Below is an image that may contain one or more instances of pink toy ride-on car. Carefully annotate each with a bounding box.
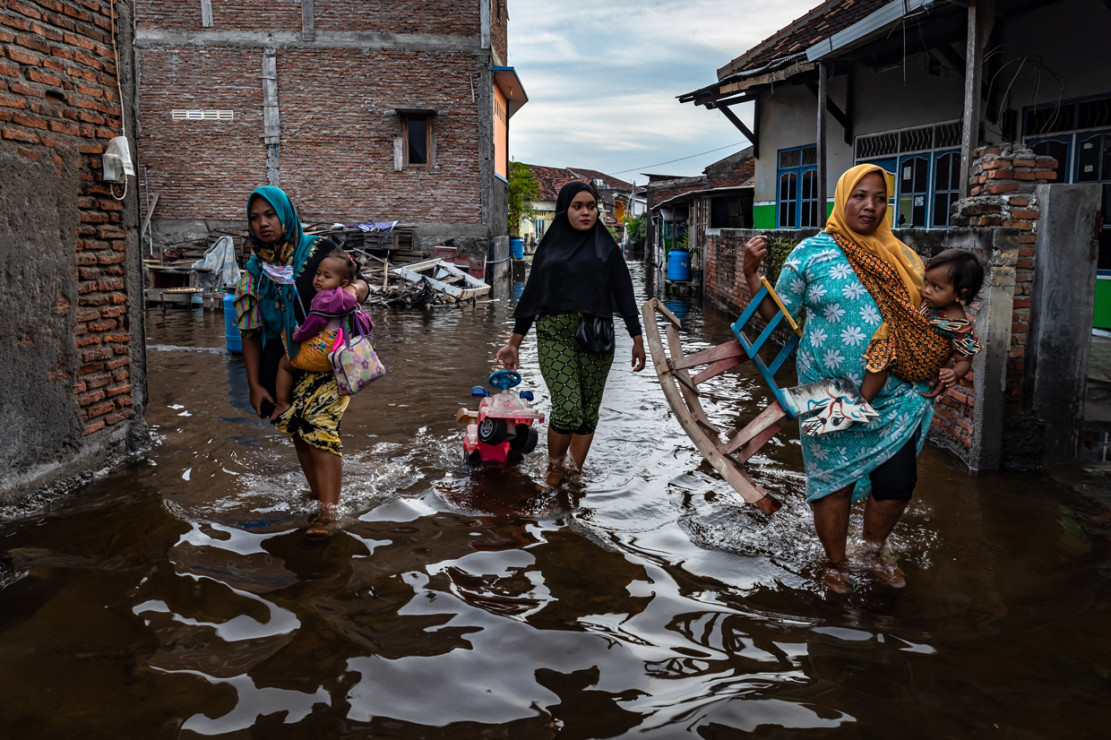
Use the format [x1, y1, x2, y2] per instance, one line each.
[458, 370, 544, 466]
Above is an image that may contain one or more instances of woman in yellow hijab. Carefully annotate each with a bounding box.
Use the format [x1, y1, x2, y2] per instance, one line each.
[742, 164, 936, 593]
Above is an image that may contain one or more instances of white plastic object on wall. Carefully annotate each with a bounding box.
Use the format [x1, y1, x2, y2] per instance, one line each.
[102, 136, 134, 183]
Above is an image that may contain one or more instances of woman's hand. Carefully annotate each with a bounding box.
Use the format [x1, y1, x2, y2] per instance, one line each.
[249, 384, 275, 417]
[631, 335, 646, 372]
[742, 235, 768, 280]
[495, 338, 521, 370]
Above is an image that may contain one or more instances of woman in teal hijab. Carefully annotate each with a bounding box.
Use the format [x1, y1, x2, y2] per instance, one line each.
[234, 186, 369, 536]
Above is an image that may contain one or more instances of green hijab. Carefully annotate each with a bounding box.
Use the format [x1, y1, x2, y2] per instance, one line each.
[243, 186, 318, 355]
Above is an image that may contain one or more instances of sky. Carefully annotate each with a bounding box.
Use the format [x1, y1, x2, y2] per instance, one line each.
[505, 0, 818, 183]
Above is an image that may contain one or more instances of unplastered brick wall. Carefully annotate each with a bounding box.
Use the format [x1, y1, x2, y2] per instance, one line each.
[315, 0, 478, 35]
[1, 0, 145, 500]
[952, 144, 1056, 419]
[490, 0, 507, 63]
[136, 0, 493, 231]
[1, 0, 137, 436]
[277, 48, 481, 223]
[133, 0, 203, 30]
[137, 47, 267, 220]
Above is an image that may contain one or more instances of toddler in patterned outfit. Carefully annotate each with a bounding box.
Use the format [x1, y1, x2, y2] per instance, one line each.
[271, 249, 371, 420]
[860, 248, 984, 402]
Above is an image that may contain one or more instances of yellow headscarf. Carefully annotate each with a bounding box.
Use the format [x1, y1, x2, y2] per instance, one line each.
[824, 163, 924, 306]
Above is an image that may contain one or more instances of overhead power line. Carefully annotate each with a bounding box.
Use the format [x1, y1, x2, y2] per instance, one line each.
[606, 141, 747, 176]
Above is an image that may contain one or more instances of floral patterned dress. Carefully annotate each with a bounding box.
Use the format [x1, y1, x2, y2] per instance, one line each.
[774, 232, 935, 503]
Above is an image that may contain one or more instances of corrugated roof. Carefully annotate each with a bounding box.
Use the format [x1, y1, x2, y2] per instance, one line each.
[717, 0, 890, 79]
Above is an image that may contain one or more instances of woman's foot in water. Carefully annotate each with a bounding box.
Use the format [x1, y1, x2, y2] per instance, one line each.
[306, 503, 340, 539]
[859, 541, 906, 588]
[545, 458, 567, 488]
[822, 560, 851, 594]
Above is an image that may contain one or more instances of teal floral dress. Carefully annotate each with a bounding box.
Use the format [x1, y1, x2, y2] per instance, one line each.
[774, 232, 935, 503]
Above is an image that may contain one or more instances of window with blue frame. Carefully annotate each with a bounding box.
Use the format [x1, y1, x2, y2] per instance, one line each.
[777, 145, 818, 228]
[1023, 94, 1111, 184]
[1077, 131, 1111, 182]
[932, 151, 961, 227]
[856, 121, 963, 228]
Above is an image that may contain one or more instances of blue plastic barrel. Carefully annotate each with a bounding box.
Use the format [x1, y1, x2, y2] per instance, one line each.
[223, 291, 242, 353]
[510, 237, 524, 259]
[667, 250, 691, 281]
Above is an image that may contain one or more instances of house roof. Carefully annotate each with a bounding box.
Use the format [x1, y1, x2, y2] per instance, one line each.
[680, 0, 949, 104]
[718, 0, 890, 79]
[524, 164, 635, 202]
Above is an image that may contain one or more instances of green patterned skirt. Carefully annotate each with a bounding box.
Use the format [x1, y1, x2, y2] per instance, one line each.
[536, 313, 614, 435]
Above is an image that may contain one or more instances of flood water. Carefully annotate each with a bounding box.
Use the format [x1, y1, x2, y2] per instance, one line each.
[2, 263, 1110, 738]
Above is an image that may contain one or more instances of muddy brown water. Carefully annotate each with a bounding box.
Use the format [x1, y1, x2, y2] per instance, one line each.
[2, 264, 1109, 738]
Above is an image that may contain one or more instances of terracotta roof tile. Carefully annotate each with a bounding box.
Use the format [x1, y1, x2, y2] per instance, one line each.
[718, 0, 890, 78]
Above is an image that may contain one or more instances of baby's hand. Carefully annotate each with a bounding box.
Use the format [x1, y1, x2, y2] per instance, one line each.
[922, 368, 958, 398]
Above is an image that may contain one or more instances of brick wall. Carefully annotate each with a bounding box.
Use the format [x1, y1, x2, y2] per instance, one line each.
[490, 0, 508, 63]
[316, 0, 478, 35]
[136, 0, 499, 253]
[1, 0, 145, 500]
[952, 144, 1056, 425]
[139, 47, 482, 223]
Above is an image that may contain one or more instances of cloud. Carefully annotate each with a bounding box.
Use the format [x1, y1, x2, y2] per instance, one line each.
[507, 0, 817, 177]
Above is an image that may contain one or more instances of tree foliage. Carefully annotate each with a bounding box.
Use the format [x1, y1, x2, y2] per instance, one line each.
[625, 214, 646, 244]
[507, 161, 541, 236]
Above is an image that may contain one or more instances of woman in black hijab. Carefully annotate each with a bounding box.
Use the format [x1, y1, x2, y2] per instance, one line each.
[496, 181, 645, 484]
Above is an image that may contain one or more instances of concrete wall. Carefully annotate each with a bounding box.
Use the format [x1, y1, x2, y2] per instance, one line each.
[134, 0, 509, 266]
[1022, 183, 1102, 464]
[1, 0, 147, 504]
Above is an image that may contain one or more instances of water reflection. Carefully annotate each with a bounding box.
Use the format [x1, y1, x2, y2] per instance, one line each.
[0, 265, 1109, 737]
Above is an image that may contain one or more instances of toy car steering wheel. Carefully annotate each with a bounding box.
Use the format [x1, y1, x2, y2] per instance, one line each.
[488, 369, 522, 390]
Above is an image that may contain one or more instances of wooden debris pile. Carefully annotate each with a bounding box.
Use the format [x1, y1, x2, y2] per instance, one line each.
[355, 255, 491, 307]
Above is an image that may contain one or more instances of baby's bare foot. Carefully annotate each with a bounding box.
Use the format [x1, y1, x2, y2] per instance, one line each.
[269, 400, 291, 421]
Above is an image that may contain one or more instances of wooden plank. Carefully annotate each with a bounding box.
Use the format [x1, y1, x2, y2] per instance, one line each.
[392, 264, 491, 300]
[722, 401, 787, 456]
[670, 338, 747, 372]
[691, 355, 747, 386]
[653, 298, 682, 329]
[141, 192, 159, 239]
[666, 323, 717, 433]
[641, 302, 780, 514]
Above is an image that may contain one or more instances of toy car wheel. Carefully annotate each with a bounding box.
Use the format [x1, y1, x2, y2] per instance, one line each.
[477, 418, 508, 445]
[509, 424, 538, 454]
[464, 449, 482, 467]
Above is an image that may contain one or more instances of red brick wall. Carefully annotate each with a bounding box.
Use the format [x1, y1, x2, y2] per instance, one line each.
[954, 144, 1056, 434]
[491, 0, 507, 63]
[136, 47, 266, 220]
[277, 49, 481, 223]
[1, 0, 138, 439]
[136, 1, 490, 226]
[134, 0, 203, 30]
[316, 0, 478, 35]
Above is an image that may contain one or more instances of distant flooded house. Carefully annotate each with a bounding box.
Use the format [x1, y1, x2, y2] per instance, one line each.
[679, 0, 1111, 469]
[134, 1, 526, 271]
[520, 164, 643, 245]
[644, 148, 755, 272]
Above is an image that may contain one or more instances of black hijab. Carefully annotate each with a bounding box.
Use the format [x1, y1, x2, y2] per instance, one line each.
[513, 181, 631, 328]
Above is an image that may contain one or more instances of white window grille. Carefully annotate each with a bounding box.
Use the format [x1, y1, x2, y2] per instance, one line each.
[171, 110, 234, 121]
